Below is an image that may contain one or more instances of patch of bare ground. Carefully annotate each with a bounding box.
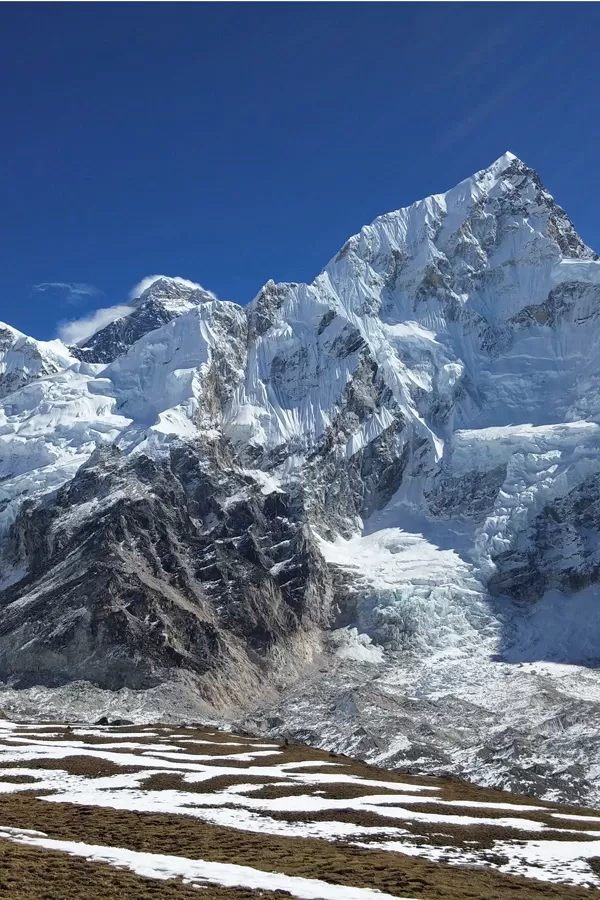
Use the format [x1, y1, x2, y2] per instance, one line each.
[161, 728, 271, 745]
[261, 807, 598, 847]
[397, 802, 600, 833]
[7, 731, 248, 752]
[154, 743, 276, 757]
[245, 783, 331, 800]
[6, 726, 600, 819]
[0, 794, 597, 899]
[420, 775, 564, 808]
[259, 748, 600, 819]
[0, 840, 285, 900]
[0, 775, 37, 784]
[0, 757, 142, 778]
[57, 734, 169, 746]
[182, 729, 274, 744]
[245, 781, 435, 801]
[399, 822, 599, 849]
[141, 773, 277, 792]
[279, 756, 442, 781]
[589, 858, 600, 877]
[307, 782, 414, 800]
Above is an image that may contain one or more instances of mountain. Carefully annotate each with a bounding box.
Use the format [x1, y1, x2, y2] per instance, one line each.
[70, 276, 217, 364]
[0, 324, 74, 399]
[2, 152, 600, 803]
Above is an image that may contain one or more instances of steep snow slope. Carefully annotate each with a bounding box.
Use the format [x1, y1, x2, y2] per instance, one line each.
[2, 153, 600, 802]
[0, 324, 75, 400]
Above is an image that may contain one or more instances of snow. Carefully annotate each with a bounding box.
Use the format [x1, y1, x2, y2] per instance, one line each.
[1, 722, 600, 889]
[0, 828, 414, 900]
[0, 726, 568, 838]
[451, 420, 600, 572]
[359, 836, 600, 888]
[0, 369, 131, 537]
[0, 324, 74, 384]
[0, 299, 246, 539]
[129, 275, 216, 303]
[242, 468, 283, 495]
[316, 516, 491, 658]
[105, 303, 234, 427]
[330, 627, 385, 664]
[4, 152, 600, 540]
[553, 258, 600, 286]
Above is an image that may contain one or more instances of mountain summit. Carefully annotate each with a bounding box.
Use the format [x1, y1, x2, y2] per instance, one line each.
[2, 156, 600, 803]
[71, 275, 216, 363]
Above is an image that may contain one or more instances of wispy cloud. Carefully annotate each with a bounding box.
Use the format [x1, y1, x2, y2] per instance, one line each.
[32, 281, 102, 306]
[58, 304, 134, 346]
[433, 16, 576, 157]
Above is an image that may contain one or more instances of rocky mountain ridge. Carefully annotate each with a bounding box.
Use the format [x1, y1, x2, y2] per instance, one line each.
[2, 152, 600, 803]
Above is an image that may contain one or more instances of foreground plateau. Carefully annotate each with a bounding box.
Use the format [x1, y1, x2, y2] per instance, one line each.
[2, 720, 600, 898]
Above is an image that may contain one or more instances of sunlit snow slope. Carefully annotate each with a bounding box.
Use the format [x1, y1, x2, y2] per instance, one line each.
[2, 152, 600, 802]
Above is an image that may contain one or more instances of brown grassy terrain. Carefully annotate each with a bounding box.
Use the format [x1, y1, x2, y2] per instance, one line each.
[0, 840, 286, 900]
[1, 757, 143, 778]
[0, 792, 596, 900]
[1, 722, 600, 898]
[141, 772, 277, 792]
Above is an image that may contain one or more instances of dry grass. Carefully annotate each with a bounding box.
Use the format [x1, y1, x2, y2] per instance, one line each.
[141, 772, 277, 793]
[262, 806, 600, 848]
[0, 793, 596, 899]
[0, 775, 37, 784]
[152, 743, 276, 758]
[3, 725, 600, 898]
[397, 802, 600, 833]
[63, 734, 169, 746]
[246, 782, 328, 800]
[0, 757, 142, 778]
[0, 840, 285, 900]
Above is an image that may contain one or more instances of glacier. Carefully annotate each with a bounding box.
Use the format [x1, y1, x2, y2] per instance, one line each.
[2, 152, 600, 803]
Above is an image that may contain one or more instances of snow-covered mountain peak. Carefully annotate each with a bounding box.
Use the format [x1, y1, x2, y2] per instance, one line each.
[323, 152, 594, 292]
[4, 156, 600, 803]
[0, 322, 75, 400]
[232, 153, 600, 463]
[486, 148, 518, 166]
[470, 149, 520, 184]
[71, 276, 218, 365]
[131, 275, 216, 312]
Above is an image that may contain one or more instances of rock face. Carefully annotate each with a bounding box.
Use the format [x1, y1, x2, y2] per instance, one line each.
[1, 442, 331, 697]
[3, 152, 600, 802]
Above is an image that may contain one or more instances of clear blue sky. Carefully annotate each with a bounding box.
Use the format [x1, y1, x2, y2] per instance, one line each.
[2, 2, 599, 341]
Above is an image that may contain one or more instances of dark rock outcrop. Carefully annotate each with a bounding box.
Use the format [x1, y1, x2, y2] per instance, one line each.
[0, 441, 334, 698]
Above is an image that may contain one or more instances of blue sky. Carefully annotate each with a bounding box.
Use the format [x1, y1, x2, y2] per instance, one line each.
[1, 2, 599, 341]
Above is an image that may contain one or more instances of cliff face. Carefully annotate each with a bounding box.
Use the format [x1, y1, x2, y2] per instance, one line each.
[1, 439, 333, 697]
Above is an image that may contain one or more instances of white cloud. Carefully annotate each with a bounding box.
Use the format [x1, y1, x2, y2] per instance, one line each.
[32, 282, 102, 305]
[128, 275, 215, 301]
[58, 304, 134, 346]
